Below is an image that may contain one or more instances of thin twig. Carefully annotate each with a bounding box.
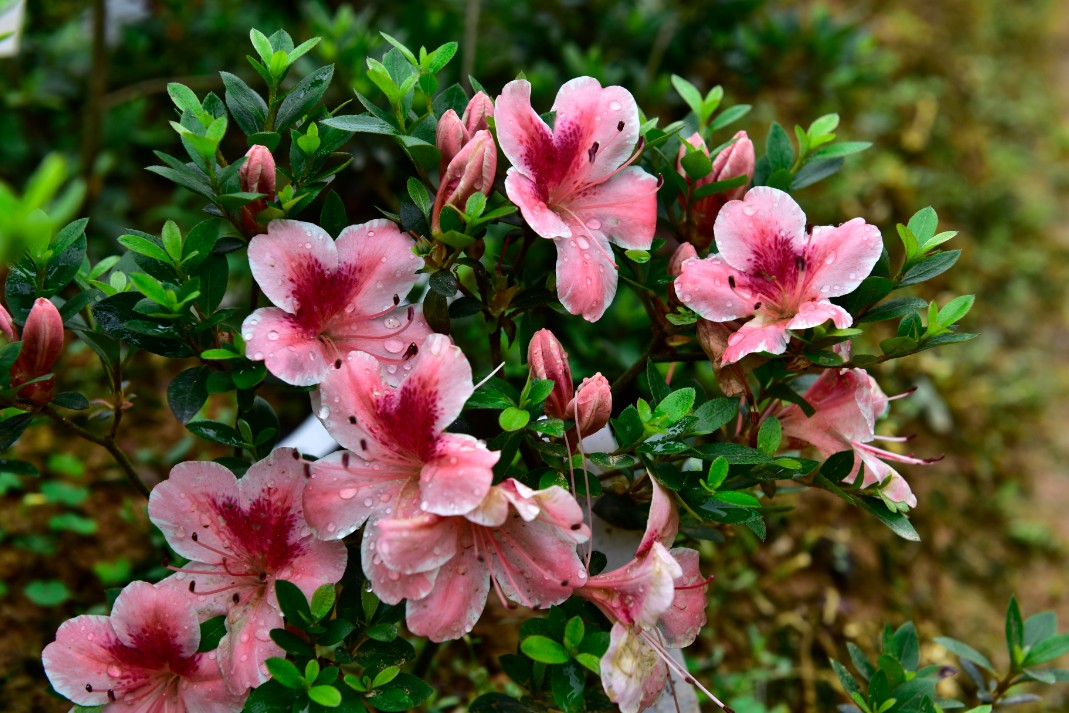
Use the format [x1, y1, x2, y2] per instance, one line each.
[40, 405, 148, 498]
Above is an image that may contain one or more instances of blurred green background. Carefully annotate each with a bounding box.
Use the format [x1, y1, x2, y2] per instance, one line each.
[2, 0, 1069, 710]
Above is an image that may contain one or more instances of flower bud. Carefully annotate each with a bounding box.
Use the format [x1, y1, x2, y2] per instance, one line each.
[0, 304, 16, 343]
[566, 373, 612, 438]
[239, 145, 276, 235]
[696, 319, 747, 397]
[462, 92, 494, 135]
[678, 130, 755, 250]
[432, 130, 497, 234]
[436, 109, 468, 175]
[11, 298, 64, 405]
[528, 328, 573, 420]
[667, 242, 698, 305]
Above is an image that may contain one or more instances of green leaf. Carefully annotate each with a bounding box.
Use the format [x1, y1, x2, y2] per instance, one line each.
[899, 250, 961, 287]
[118, 234, 172, 264]
[521, 635, 570, 664]
[310, 583, 337, 622]
[197, 615, 227, 652]
[934, 637, 996, 672]
[714, 490, 761, 507]
[365, 673, 432, 712]
[860, 297, 927, 324]
[765, 122, 794, 172]
[322, 114, 399, 135]
[706, 456, 729, 490]
[710, 104, 751, 131]
[426, 41, 459, 74]
[308, 685, 342, 707]
[907, 206, 938, 244]
[499, 407, 531, 432]
[937, 295, 974, 326]
[1024, 634, 1069, 666]
[24, 580, 71, 606]
[831, 658, 862, 698]
[809, 141, 871, 160]
[692, 173, 748, 199]
[564, 617, 585, 650]
[757, 415, 782, 455]
[275, 579, 313, 628]
[1024, 611, 1057, 648]
[266, 657, 303, 689]
[808, 113, 839, 137]
[857, 497, 920, 541]
[275, 65, 334, 131]
[652, 388, 695, 426]
[680, 149, 713, 179]
[670, 74, 703, 117]
[1007, 596, 1025, 662]
[689, 398, 738, 435]
[625, 249, 650, 263]
[167, 82, 203, 115]
[220, 71, 268, 135]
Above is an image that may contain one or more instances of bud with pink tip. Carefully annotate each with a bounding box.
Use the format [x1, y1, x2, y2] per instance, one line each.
[528, 328, 573, 420]
[462, 91, 494, 134]
[0, 304, 15, 343]
[10, 298, 64, 405]
[437, 92, 496, 173]
[566, 373, 612, 437]
[431, 130, 497, 234]
[677, 130, 755, 250]
[239, 145, 276, 235]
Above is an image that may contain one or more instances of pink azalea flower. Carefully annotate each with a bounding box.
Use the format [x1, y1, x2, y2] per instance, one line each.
[496, 77, 660, 321]
[304, 333, 498, 538]
[42, 580, 245, 712]
[7, 297, 64, 405]
[579, 481, 720, 713]
[677, 130, 755, 250]
[674, 186, 883, 364]
[148, 448, 347, 693]
[363, 478, 591, 642]
[777, 367, 933, 507]
[242, 219, 430, 387]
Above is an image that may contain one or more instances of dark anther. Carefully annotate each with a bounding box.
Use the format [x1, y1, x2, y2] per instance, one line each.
[570, 523, 582, 531]
[617, 120, 625, 131]
[359, 439, 368, 451]
[189, 581, 196, 593]
[505, 602, 517, 610]
[232, 593, 241, 604]
[191, 532, 199, 542]
[406, 305, 415, 320]
[754, 302, 762, 310]
[795, 256, 807, 272]
[341, 452, 351, 468]
[108, 690, 117, 702]
[728, 276, 736, 289]
[161, 557, 170, 567]
[587, 141, 599, 163]
[86, 684, 93, 692]
[348, 415, 357, 424]
[560, 579, 569, 587]
[724, 707, 736, 713]
[303, 463, 312, 478]
[258, 572, 268, 582]
[655, 173, 665, 188]
[476, 555, 486, 563]
[393, 294, 401, 305]
[291, 450, 300, 460]
[334, 359, 342, 369]
[403, 342, 419, 359]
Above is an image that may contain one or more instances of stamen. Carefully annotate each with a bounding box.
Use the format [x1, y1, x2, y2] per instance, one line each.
[303, 463, 311, 478]
[341, 452, 351, 468]
[473, 361, 507, 392]
[795, 256, 807, 272]
[638, 629, 731, 711]
[572, 387, 594, 568]
[887, 386, 918, 401]
[348, 415, 357, 424]
[193, 581, 251, 596]
[86, 684, 93, 692]
[853, 441, 936, 465]
[588, 142, 599, 163]
[108, 690, 117, 702]
[403, 342, 419, 360]
[330, 306, 418, 342]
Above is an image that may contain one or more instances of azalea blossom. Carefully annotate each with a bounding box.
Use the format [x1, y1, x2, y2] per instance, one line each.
[4, 297, 64, 405]
[242, 219, 430, 386]
[677, 130, 755, 250]
[777, 367, 932, 507]
[304, 333, 498, 539]
[579, 480, 721, 713]
[238, 145, 276, 234]
[496, 77, 659, 321]
[436, 91, 494, 173]
[432, 129, 497, 234]
[364, 478, 591, 642]
[527, 328, 612, 448]
[42, 580, 245, 712]
[674, 186, 883, 364]
[149, 448, 347, 693]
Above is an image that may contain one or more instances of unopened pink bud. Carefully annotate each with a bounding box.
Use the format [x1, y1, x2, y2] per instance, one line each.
[239, 145, 276, 235]
[0, 304, 16, 343]
[566, 373, 612, 437]
[528, 328, 573, 420]
[462, 92, 494, 135]
[678, 130, 755, 249]
[436, 109, 469, 176]
[431, 130, 497, 234]
[11, 298, 64, 405]
[667, 243, 698, 305]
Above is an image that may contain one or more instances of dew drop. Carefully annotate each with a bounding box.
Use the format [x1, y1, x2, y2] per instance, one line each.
[327, 522, 337, 533]
[820, 285, 831, 293]
[824, 251, 837, 265]
[742, 204, 757, 216]
[609, 100, 622, 111]
[367, 230, 376, 238]
[339, 488, 358, 500]
[107, 665, 122, 678]
[318, 406, 330, 419]
[849, 272, 857, 279]
[725, 300, 734, 307]
[362, 497, 374, 507]
[384, 315, 401, 329]
[253, 351, 264, 360]
[267, 330, 279, 341]
[383, 338, 405, 354]
[304, 242, 312, 249]
[586, 218, 602, 230]
[577, 237, 590, 250]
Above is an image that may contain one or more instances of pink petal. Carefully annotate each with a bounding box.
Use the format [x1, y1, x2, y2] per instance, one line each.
[600, 623, 669, 713]
[554, 227, 618, 322]
[405, 535, 490, 642]
[284, 536, 348, 601]
[504, 481, 590, 541]
[315, 351, 402, 459]
[504, 170, 572, 239]
[177, 657, 247, 713]
[329, 307, 431, 385]
[242, 307, 330, 387]
[714, 186, 807, 273]
[804, 218, 884, 299]
[637, 479, 679, 555]
[157, 566, 256, 620]
[248, 220, 338, 314]
[148, 461, 240, 561]
[583, 542, 680, 629]
[435, 109, 468, 174]
[333, 219, 424, 318]
[855, 450, 918, 508]
[495, 80, 557, 181]
[659, 548, 708, 648]
[218, 587, 284, 694]
[491, 512, 589, 607]
[674, 254, 755, 322]
[361, 515, 439, 604]
[304, 450, 414, 540]
[420, 433, 498, 516]
[398, 333, 475, 435]
[375, 511, 461, 574]
[110, 581, 199, 658]
[722, 318, 792, 364]
[527, 328, 574, 420]
[42, 615, 122, 706]
[569, 167, 658, 250]
[787, 300, 853, 330]
[550, 76, 641, 183]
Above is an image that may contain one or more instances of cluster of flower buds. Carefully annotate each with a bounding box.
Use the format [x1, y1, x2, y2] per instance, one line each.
[433, 92, 497, 234]
[527, 328, 612, 448]
[1, 298, 64, 406]
[676, 130, 755, 250]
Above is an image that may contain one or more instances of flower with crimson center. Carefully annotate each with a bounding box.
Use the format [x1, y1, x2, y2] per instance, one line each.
[674, 186, 883, 364]
[242, 219, 430, 387]
[149, 448, 347, 694]
[42, 580, 245, 712]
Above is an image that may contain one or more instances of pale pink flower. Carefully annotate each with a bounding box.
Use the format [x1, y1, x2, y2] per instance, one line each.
[677, 130, 755, 250]
[42, 580, 245, 712]
[238, 145, 276, 234]
[436, 91, 495, 173]
[432, 130, 497, 234]
[149, 448, 347, 693]
[674, 186, 883, 364]
[777, 368, 933, 507]
[579, 481, 717, 713]
[242, 219, 430, 387]
[9, 297, 64, 405]
[496, 77, 660, 321]
[364, 479, 591, 642]
[304, 334, 498, 539]
[527, 329, 612, 448]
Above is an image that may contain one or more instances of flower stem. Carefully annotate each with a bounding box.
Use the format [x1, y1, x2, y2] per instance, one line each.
[40, 405, 149, 498]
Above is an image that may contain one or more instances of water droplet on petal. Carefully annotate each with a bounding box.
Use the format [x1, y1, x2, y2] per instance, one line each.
[107, 665, 122, 677]
[383, 338, 404, 354]
[824, 251, 837, 265]
[587, 218, 602, 230]
[577, 237, 590, 250]
[339, 488, 358, 500]
[609, 100, 622, 111]
[253, 351, 264, 360]
[742, 204, 757, 217]
[362, 497, 374, 507]
[820, 285, 831, 293]
[367, 230, 376, 238]
[384, 315, 401, 329]
[318, 406, 330, 419]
